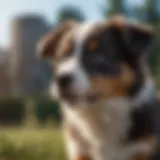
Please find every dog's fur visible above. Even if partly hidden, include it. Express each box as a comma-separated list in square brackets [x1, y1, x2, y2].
[37, 16, 160, 160]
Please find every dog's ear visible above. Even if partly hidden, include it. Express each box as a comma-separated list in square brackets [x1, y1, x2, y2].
[108, 15, 154, 57]
[37, 20, 77, 58]
[123, 23, 154, 57]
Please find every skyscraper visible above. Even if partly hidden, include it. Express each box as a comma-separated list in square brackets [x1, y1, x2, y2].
[9, 15, 52, 96]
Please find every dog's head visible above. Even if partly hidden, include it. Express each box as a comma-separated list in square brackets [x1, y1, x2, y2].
[37, 16, 153, 107]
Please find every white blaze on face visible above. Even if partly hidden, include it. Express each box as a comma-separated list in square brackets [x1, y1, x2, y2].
[55, 57, 89, 96]
[50, 22, 97, 100]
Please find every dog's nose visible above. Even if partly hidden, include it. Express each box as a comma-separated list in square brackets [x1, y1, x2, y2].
[57, 74, 73, 89]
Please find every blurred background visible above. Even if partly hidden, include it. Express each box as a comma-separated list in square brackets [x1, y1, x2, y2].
[0, 0, 159, 159]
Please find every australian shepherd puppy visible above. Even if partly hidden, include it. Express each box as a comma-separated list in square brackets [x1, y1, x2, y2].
[37, 16, 160, 160]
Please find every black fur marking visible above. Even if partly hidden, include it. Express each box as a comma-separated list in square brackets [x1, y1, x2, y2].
[128, 98, 160, 159]
[129, 99, 159, 139]
[81, 28, 120, 76]
[81, 26, 148, 97]
[109, 27, 146, 97]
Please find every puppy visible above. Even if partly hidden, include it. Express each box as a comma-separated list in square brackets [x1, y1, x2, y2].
[37, 16, 160, 160]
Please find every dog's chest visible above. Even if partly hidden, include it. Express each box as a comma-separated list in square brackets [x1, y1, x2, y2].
[65, 103, 131, 146]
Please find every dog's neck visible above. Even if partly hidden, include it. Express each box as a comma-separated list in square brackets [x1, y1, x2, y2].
[62, 77, 155, 146]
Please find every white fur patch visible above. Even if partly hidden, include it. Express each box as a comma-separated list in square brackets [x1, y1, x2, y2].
[51, 23, 95, 101]
[63, 94, 154, 160]
[56, 57, 77, 76]
[49, 82, 59, 100]
[66, 137, 88, 160]
[75, 22, 95, 43]
[63, 98, 132, 160]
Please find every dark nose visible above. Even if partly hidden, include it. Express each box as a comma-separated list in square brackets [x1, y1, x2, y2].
[57, 74, 73, 89]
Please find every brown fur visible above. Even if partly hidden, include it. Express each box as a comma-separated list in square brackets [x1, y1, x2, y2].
[86, 39, 99, 52]
[132, 154, 150, 160]
[132, 136, 158, 160]
[37, 20, 77, 58]
[37, 15, 153, 60]
[56, 32, 74, 59]
[88, 64, 135, 98]
[106, 15, 153, 32]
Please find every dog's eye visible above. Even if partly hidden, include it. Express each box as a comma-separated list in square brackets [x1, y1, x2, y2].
[86, 39, 99, 53]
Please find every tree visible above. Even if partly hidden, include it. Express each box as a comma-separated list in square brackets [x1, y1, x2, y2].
[134, 0, 160, 77]
[145, 0, 159, 24]
[57, 6, 85, 24]
[108, 0, 126, 16]
[144, 0, 160, 76]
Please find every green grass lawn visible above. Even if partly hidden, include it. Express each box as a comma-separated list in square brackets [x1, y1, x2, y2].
[0, 128, 67, 160]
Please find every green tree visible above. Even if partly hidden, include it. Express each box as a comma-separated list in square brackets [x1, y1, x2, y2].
[57, 6, 85, 23]
[134, 0, 160, 77]
[144, 0, 160, 77]
[108, 0, 125, 15]
[146, 0, 159, 24]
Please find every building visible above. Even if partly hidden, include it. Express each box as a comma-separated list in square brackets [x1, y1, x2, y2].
[0, 49, 12, 97]
[9, 15, 52, 96]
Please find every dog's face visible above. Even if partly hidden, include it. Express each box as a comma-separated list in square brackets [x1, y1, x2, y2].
[38, 16, 153, 106]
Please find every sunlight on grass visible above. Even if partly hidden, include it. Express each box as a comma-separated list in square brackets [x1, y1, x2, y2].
[0, 128, 67, 160]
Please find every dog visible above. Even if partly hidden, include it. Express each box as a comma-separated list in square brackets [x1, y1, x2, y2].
[37, 16, 160, 160]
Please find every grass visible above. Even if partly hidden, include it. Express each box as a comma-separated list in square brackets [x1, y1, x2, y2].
[0, 127, 67, 160]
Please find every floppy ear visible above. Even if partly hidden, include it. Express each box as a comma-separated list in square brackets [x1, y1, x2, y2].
[107, 15, 154, 58]
[123, 22, 154, 57]
[37, 20, 77, 58]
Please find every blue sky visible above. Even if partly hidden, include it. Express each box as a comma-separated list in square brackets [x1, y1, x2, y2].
[0, 0, 143, 47]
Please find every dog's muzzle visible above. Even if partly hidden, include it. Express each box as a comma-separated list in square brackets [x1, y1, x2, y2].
[56, 73, 77, 102]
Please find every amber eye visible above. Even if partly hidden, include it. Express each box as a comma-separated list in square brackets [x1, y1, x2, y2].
[87, 39, 99, 52]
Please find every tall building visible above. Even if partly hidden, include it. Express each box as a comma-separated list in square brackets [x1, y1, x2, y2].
[0, 49, 12, 97]
[9, 15, 52, 96]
